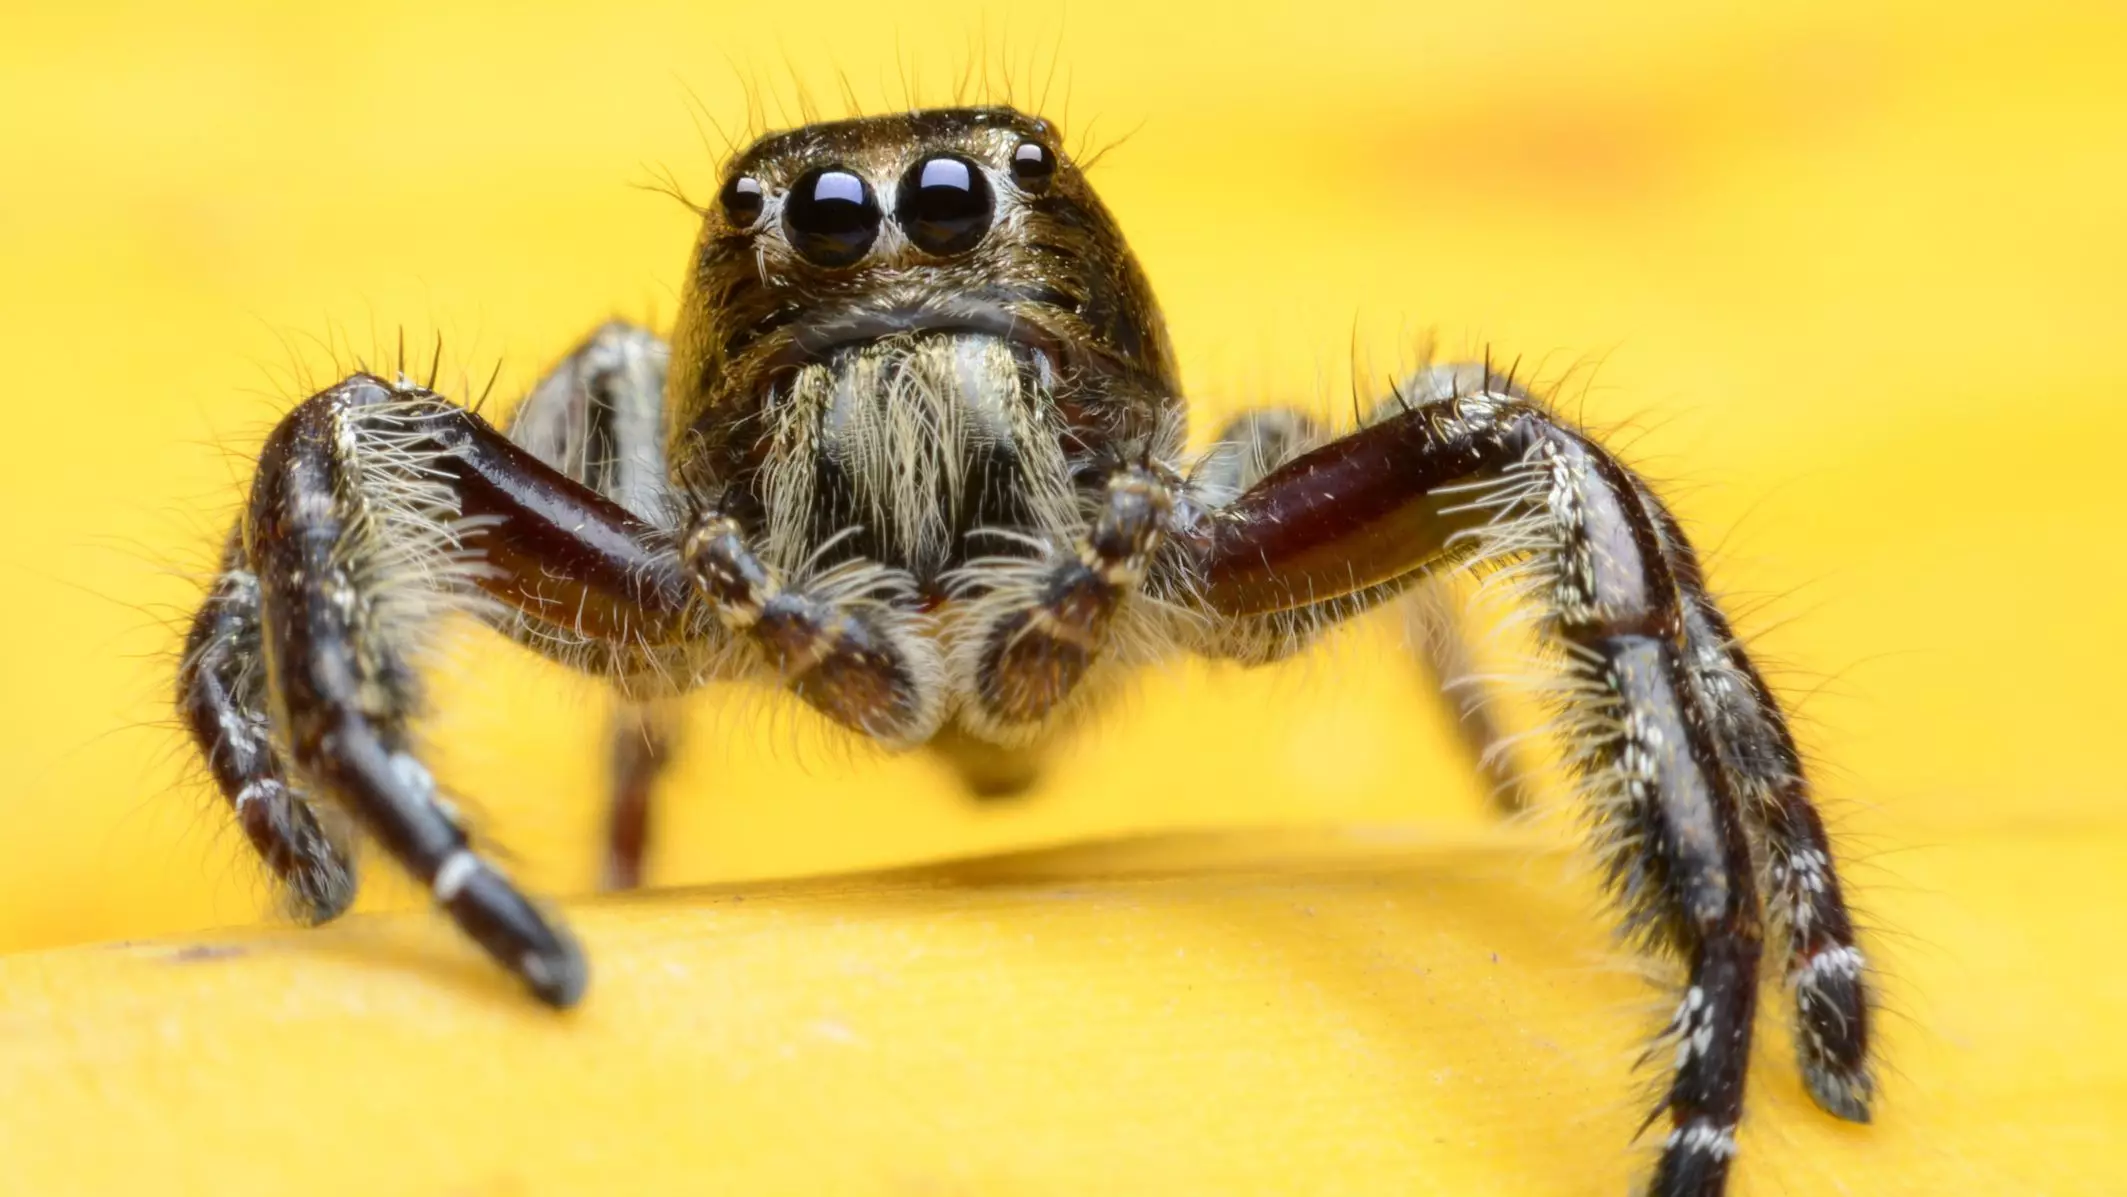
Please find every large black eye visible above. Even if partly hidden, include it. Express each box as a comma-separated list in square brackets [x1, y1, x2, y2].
[1009, 141, 1056, 193]
[784, 166, 880, 267]
[896, 154, 993, 255]
[719, 174, 764, 227]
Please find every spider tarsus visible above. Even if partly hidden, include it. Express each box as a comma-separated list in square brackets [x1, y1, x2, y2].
[1795, 945, 1875, 1121]
[440, 863, 588, 1009]
[269, 806, 359, 924]
[1647, 1116, 1738, 1197]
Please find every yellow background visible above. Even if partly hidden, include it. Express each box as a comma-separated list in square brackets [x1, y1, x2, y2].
[1, 2, 2123, 1194]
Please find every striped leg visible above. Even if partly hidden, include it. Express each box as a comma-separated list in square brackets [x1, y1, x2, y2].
[178, 534, 356, 923]
[685, 516, 944, 746]
[948, 464, 1174, 743]
[1488, 434, 1765, 1196]
[180, 370, 701, 1005]
[1639, 489, 1875, 1122]
[1191, 395, 1782, 1195]
[238, 384, 583, 1003]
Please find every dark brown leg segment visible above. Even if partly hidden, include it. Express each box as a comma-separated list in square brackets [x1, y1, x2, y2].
[602, 699, 682, 891]
[502, 324, 692, 892]
[1184, 393, 1792, 1196]
[1188, 398, 1534, 813]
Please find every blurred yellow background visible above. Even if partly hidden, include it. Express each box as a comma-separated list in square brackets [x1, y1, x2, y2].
[1, 1, 2123, 1194]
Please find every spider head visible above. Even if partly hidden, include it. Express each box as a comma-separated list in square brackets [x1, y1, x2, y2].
[667, 107, 1177, 448]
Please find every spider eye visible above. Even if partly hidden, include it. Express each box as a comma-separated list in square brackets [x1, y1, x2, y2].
[719, 175, 764, 227]
[897, 154, 993, 255]
[784, 167, 880, 267]
[1009, 141, 1056, 193]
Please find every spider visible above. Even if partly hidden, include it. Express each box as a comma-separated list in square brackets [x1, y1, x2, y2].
[176, 106, 1874, 1195]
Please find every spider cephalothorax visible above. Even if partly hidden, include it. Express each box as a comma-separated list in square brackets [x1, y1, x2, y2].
[178, 105, 1875, 1197]
[669, 108, 1176, 585]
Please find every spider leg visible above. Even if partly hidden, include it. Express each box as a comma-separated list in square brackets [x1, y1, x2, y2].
[505, 321, 673, 524]
[946, 463, 1174, 744]
[1401, 578, 1535, 814]
[181, 372, 704, 1005]
[1178, 392, 1779, 1196]
[1193, 395, 1531, 812]
[504, 322, 686, 891]
[603, 697, 681, 891]
[684, 515, 944, 747]
[1377, 364, 1548, 814]
[1637, 486, 1875, 1122]
[178, 533, 357, 922]
[927, 723, 1046, 799]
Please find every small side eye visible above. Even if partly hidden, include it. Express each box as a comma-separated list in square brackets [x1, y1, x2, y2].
[1009, 141, 1056, 193]
[897, 155, 993, 255]
[784, 167, 880, 267]
[719, 175, 764, 227]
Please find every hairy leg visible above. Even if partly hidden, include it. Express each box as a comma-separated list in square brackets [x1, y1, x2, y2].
[1195, 395, 1531, 811]
[684, 514, 944, 747]
[506, 323, 691, 890]
[180, 372, 702, 1004]
[178, 533, 357, 922]
[1636, 484, 1874, 1121]
[1181, 391, 1790, 1195]
[946, 463, 1175, 744]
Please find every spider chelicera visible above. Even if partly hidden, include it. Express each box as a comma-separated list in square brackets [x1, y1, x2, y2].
[177, 106, 1874, 1196]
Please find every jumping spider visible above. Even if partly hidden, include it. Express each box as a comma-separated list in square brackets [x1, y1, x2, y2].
[178, 106, 1874, 1195]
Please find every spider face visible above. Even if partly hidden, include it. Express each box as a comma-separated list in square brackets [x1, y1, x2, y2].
[666, 108, 1178, 582]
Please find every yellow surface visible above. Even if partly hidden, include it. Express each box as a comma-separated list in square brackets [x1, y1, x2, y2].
[1, 1, 2123, 1194]
[0, 827, 2111, 1195]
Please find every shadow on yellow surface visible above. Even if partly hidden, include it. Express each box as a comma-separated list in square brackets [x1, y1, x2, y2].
[1, 1, 2123, 1194]
[0, 826, 2096, 1194]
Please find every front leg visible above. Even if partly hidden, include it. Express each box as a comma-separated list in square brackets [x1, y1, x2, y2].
[683, 515, 944, 746]
[945, 464, 1175, 744]
[1176, 392, 1802, 1196]
[180, 373, 703, 1005]
[1194, 394, 1534, 812]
